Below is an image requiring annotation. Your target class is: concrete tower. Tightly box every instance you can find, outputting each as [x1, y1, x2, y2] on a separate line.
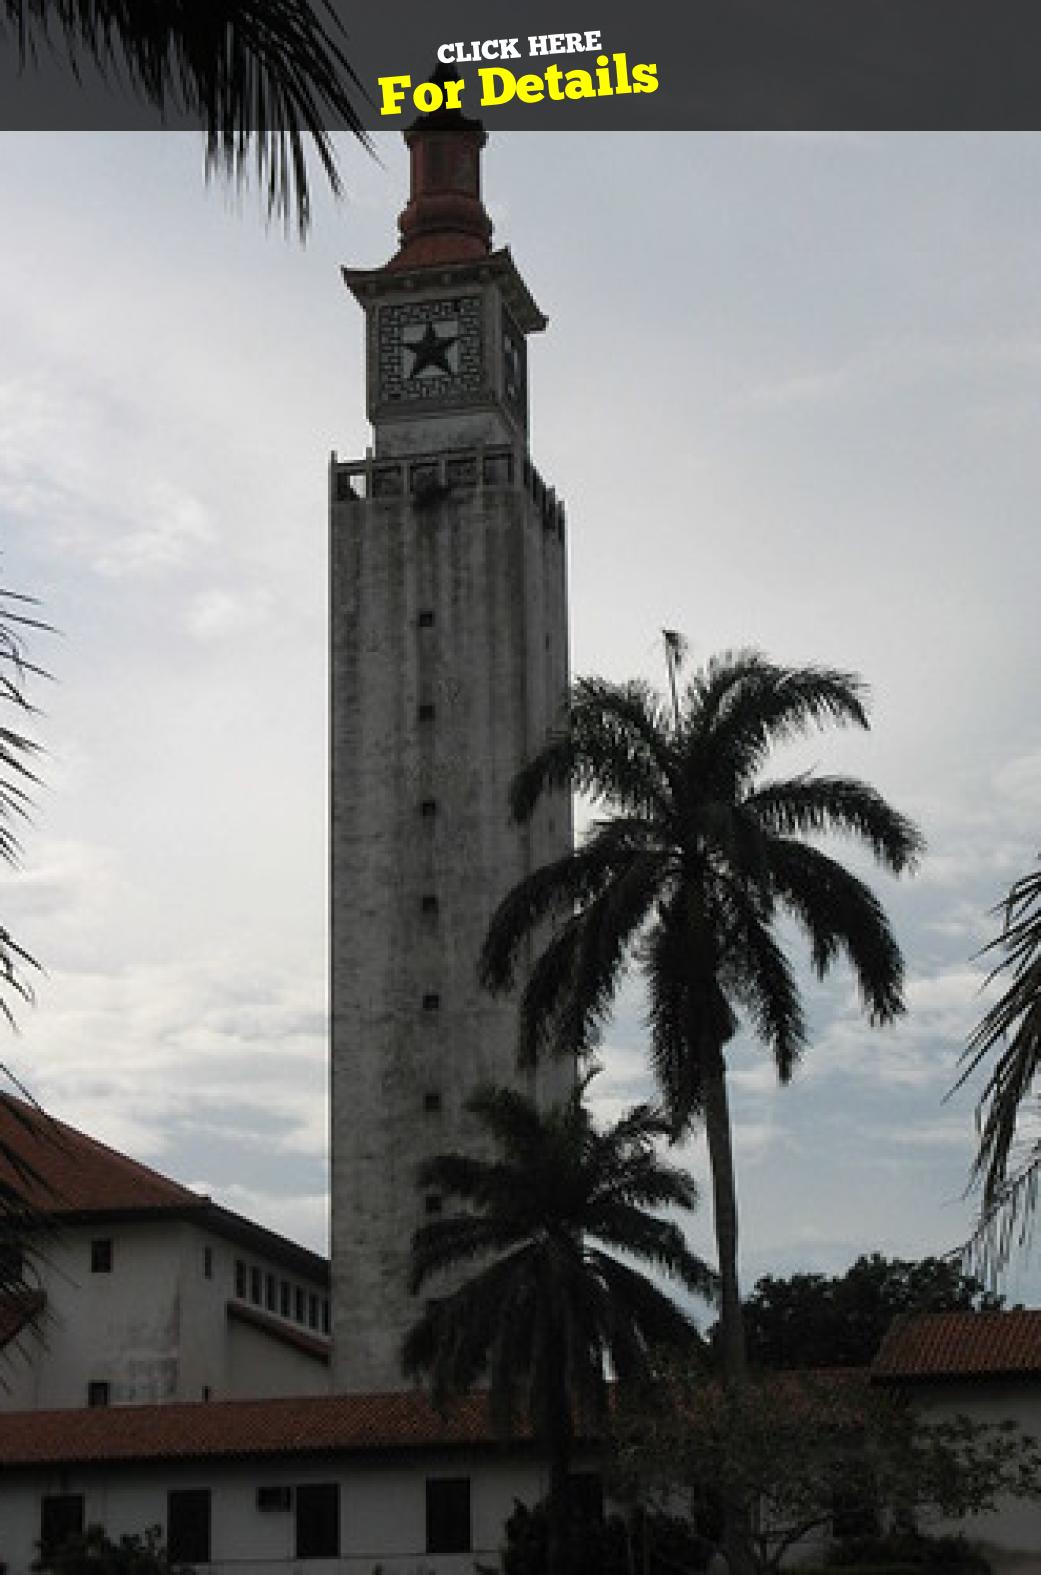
[330, 112, 572, 1392]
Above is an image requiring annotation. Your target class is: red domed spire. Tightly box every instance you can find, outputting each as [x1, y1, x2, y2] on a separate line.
[389, 93, 493, 271]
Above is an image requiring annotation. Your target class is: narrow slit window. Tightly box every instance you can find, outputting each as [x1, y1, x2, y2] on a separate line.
[421, 894, 439, 915]
[418, 702, 436, 722]
[422, 993, 441, 1012]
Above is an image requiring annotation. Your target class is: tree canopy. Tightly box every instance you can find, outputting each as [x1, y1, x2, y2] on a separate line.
[716, 1254, 1003, 1372]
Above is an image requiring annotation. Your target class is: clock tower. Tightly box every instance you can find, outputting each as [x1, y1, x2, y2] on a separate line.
[329, 110, 572, 1391]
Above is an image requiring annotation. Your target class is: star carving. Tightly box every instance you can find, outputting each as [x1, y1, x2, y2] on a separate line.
[405, 321, 458, 379]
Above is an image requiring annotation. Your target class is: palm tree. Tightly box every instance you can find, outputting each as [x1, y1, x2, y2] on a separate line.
[2, 1, 370, 235]
[402, 1077, 715, 1573]
[479, 649, 922, 1573]
[955, 859, 1041, 1279]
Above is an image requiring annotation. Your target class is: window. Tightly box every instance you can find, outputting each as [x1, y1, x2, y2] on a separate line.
[321, 1299, 330, 1336]
[87, 1380, 110, 1408]
[203, 1246, 213, 1280]
[90, 1238, 112, 1274]
[168, 1488, 211, 1564]
[257, 1485, 293, 1512]
[418, 703, 435, 721]
[265, 1272, 277, 1312]
[567, 1473, 604, 1523]
[40, 1495, 84, 1556]
[426, 1477, 471, 1555]
[421, 893, 439, 914]
[280, 1280, 291, 1318]
[295, 1285, 306, 1323]
[420, 799, 437, 818]
[418, 610, 435, 628]
[422, 992, 440, 1012]
[250, 1266, 262, 1305]
[423, 1091, 442, 1113]
[235, 1260, 247, 1298]
[308, 1293, 319, 1330]
[295, 1483, 339, 1558]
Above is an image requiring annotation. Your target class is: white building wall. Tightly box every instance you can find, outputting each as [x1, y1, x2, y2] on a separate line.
[0, 1445, 564, 1575]
[3, 1220, 329, 1411]
[904, 1380, 1041, 1575]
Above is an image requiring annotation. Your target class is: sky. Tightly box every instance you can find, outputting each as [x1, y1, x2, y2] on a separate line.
[1, 131, 1038, 1312]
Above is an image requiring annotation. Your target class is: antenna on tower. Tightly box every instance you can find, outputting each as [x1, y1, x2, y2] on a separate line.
[662, 629, 687, 731]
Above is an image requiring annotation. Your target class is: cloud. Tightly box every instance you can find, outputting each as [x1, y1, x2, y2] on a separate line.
[187, 586, 273, 642]
[6, 956, 329, 1236]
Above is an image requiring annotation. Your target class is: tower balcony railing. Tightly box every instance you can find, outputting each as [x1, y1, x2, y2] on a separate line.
[330, 444, 566, 539]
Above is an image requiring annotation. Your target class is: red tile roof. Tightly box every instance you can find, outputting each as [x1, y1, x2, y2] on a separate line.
[873, 1310, 1041, 1381]
[0, 1390, 511, 1467]
[0, 1096, 201, 1217]
[0, 1096, 328, 1281]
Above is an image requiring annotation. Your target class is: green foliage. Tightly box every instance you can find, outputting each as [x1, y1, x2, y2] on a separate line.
[822, 1528, 991, 1569]
[33, 1522, 183, 1574]
[611, 1354, 1041, 1575]
[0, 584, 46, 1027]
[0, 1, 372, 236]
[403, 1075, 714, 1445]
[727, 1254, 1002, 1370]
[955, 860, 1041, 1279]
[499, 1498, 631, 1575]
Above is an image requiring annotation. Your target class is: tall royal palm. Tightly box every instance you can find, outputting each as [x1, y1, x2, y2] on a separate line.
[479, 651, 923, 1400]
[2, 1, 369, 235]
[402, 1079, 715, 1571]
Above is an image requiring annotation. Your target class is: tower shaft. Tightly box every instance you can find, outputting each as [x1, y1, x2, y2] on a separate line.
[329, 116, 571, 1391]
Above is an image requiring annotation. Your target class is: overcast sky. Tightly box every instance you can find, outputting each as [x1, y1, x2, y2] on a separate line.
[2, 132, 1038, 1310]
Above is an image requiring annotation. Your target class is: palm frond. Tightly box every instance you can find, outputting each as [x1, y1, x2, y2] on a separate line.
[747, 775, 925, 874]
[765, 838, 907, 1024]
[722, 903, 806, 1083]
[954, 863, 1041, 1270]
[689, 652, 870, 788]
[1, 0, 372, 237]
[510, 677, 677, 824]
[479, 825, 660, 992]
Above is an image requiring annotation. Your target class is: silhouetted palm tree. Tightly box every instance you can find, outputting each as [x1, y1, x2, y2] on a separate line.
[956, 859, 1041, 1278]
[2, 1, 370, 234]
[479, 649, 922, 1574]
[403, 1078, 715, 1574]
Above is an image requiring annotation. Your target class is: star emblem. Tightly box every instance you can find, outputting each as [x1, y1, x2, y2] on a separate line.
[405, 321, 458, 379]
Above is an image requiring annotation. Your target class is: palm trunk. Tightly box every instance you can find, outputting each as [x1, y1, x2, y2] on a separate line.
[545, 1345, 573, 1575]
[701, 1044, 755, 1575]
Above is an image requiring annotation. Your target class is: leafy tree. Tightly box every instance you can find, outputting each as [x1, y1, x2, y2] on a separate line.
[1, 1, 370, 235]
[954, 861, 1041, 1279]
[612, 1355, 1041, 1575]
[479, 649, 923, 1572]
[402, 1076, 715, 1575]
[33, 1522, 183, 1573]
[726, 1255, 1002, 1371]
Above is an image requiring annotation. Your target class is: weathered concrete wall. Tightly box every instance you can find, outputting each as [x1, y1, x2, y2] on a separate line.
[330, 448, 571, 1393]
